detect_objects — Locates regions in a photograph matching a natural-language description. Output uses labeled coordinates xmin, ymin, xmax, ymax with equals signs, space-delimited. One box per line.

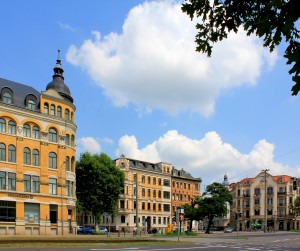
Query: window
xmin=0 ymin=201 xmax=16 ymax=222
xmin=49 ymin=178 xmax=57 ymax=195
xmin=158 ymin=178 xmax=161 ymax=185
xmin=254 ymin=188 xmax=260 ymax=196
xmin=49 ymin=128 xmax=57 ymax=143
xmin=65 ymin=156 xmax=70 ymax=171
xmin=32 ymin=126 xmax=40 ymax=139
xmin=0 ymin=118 xmax=6 ymax=133
xmin=24 ymin=202 xmax=40 ymax=223
xmin=8 ymin=145 xmax=16 ymax=162
xmin=148 ymin=203 xmax=151 ymax=210
xmin=153 ymin=177 xmax=156 ymax=185
xmin=71 ymin=135 xmax=75 ymax=146
xmin=66 ymin=180 xmax=74 ymax=196
xmin=267 ymin=187 xmax=273 ymax=194
xmin=24 ymin=175 xmax=31 ymax=192
xmin=267 ymin=197 xmax=273 ymax=205
xmin=194 ymin=184 xmax=198 ymax=190
xmin=163 ymin=204 xmax=170 ymax=212
xmin=163 ymin=191 xmax=170 ymax=199
xmin=158 ymin=204 xmax=161 ymax=211
xmin=57 ymin=106 xmax=62 ymax=118
xmin=65 ymin=109 xmax=70 ymax=120
xmin=148 ymin=176 xmax=151 ymax=184
xmin=163 ymin=179 xmax=170 ymax=186
xmin=153 ymin=189 xmax=156 ymax=198
xmin=0 ymin=143 xmax=6 ymax=161
xmin=153 ymin=203 xmax=156 ymax=211
xmin=148 ymin=189 xmax=151 ymax=197
xmin=142 ymin=188 xmax=145 ymax=197
xmin=158 ymin=217 xmax=161 ymax=224
xmin=153 ymin=217 xmax=156 ymax=224
xmin=65 ymin=134 xmax=69 ymax=145
xmin=158 ymin=190 xmax=161 ymax=198
xmin=44 ymin=103 xmax=49 ymax=114
xmin=28 ymin=99 xmax=36 ymax=110
xmin=121 ymin=215 xmax=125 ymax=223
xmin=32 ymin=176 xmax=40 ymax=193
xmin=142 ymin=175 xmax=145 ymax=183
xmin=23 ymin=124 xmax=30 ymax=137
xmin=8 ymin=173 xmax=16 ymax=191
xmin=49 ymin=152 xmax=57 ymax=169
xmin=32 ymin=149 xmax=39 ymax=166
xmin=8 ymin=120 xmax=16 ymax=134
xmin=23 ymin=147 xmax=31 ymax=165
xmin=50 ymin=204 xmax=58 ymax=223
xmin=3 ymin=92 xmax=12 ymax=104
xmin=71 ymin=157 xmax=75 ymax=172
xmin=254 ymin=209 xmax=260 ymax=215
xmin=0 ymin=172 xmax=6 ymax=189
xmin=50 ymin=104 xmax=55 ymax=115
xmin=142 ymin=202 xmax=145 ymax=210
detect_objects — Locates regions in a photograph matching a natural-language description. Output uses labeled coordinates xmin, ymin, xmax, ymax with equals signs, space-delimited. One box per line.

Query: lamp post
xmin=262 ymin=169 xmax=269 ymax=233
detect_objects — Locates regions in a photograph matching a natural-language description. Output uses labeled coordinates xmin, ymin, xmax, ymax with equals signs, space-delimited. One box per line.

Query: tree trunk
xmin=205 ymin=215 xmax=214 ymax=234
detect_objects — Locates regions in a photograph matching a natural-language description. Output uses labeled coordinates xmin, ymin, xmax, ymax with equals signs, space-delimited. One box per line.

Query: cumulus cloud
xmin=115 ymin=130 xmax=300 ymax=185
xmin=77 ymin=137 xmax=101 ymax=155
xmin=66 ymin=0 xmax=278 ymax=117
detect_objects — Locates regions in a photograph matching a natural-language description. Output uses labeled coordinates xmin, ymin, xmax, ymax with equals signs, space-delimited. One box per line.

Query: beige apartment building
xmin=229 ymin=171 xmax=300 ymax=231
xmin=0 ymin=51 xmax=77 ymax=235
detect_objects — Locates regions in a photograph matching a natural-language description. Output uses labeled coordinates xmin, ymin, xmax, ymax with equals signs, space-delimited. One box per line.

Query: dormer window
xmin=25 ymin=94 xmax=37 ymax=110
xmin=1 ymin=88 xmax=13 ymax=104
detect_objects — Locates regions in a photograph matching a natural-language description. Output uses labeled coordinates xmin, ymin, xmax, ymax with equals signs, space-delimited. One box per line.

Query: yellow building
xmin=0 ymin=51 xmax=77 ymax=235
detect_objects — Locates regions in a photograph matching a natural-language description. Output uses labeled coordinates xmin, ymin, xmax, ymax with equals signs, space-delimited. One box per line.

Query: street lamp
xmin=262 ymin=169 xmax=269 ymax=233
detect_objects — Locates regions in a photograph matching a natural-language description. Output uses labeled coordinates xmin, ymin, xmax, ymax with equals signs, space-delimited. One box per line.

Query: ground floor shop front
xmin=0 ymin=194 xmax=76 ymax=235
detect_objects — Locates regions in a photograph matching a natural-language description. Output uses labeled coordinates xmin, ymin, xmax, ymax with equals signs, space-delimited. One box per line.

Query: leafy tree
xmin=291 ymin=195 xmax=300 ymax=216
xmin=183 ymin=196 xmax=202 ymax=231
xmin=199 ymin=182 xmax=232 ymax=234
xmin=76 ymin=152 xmax=125 ymax=225
xmin=182 ymin=0 xmax=300 ymax=95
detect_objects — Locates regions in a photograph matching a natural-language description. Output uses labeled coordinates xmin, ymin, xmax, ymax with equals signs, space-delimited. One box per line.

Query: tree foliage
xmin=182 ymin=0 xmax=300 ymax=95
xmin=183 ymin=182 xmax=232 ymax=234
xmin=291 ymin=195 xmax=300 ymax=216
xmin=76 ymin=152 xmax=125 ymax=222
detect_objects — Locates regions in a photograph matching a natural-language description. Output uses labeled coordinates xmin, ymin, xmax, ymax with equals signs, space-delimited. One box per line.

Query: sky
xmin=1 ymin=0 xmax=300 ymax=188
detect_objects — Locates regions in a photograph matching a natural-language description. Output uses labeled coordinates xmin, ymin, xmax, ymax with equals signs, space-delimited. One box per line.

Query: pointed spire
xmin=54 ymin=49 xmax=64 ymax=77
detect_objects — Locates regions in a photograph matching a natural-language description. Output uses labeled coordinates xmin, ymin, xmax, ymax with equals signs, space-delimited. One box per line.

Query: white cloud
xmin=67 ymin=0 xmax=278 ymax=117
xmin=115 ymin=130 xmax=300 ymax=185
xmin=77 ymin=137 xmax=101 ymax=155
xmin=57 ymin=21 xmax=76 ymax=32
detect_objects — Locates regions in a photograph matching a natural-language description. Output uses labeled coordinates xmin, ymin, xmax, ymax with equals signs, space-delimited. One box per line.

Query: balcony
xmin=254 ymin=193 xmax=261 ymax=196
xmin=277 ymin=191 xmax=286 ymax=195
xmin=243 ymin=194 xmax=250 ymax=197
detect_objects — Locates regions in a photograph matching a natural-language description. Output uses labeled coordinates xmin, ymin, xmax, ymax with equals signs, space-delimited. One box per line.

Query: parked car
xmin=77 ymin=226 xmax=94 ymax=235
xmin=224 ymin=227 xmax=233 ymax=233
xmin=99 ymin=226 xmax=108 ymax=234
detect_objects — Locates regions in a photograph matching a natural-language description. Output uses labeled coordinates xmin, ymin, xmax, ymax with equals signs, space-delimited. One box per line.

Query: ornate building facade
xmin=0 ymin=51 xmax=77 ymax=235
xmin=229 ymin=171 xmax=299 ymax=231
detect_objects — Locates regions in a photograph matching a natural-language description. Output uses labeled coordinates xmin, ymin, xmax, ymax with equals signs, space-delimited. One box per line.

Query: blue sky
xmin=1 ymin=0 xmax=299 ymax=187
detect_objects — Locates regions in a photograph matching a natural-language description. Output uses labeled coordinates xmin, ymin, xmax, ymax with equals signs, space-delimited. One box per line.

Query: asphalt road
xmin=1 ymin=231 xmax=300 ymax=251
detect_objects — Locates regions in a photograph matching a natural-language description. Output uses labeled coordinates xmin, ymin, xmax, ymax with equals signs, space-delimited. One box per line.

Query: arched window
xmin=65 ymin=109 xmax=70 ymax=120
xmin=8 ymin=120 xmax=16 ymax=134
xmin=57 ymin=106 xmax=62 ymax=118
xmin=49 ymin=152 xmax=57 ymax=169
xmin=28 ymin=99 xmax=36 ymax=110
xmin=23 ymin=124 xmax=30 ymax=137
xmin=65 ymin=156 xmax=70 ymax=171
xmin=49 ymin=128 xmax=57 ymax=143
xmin=0 ymin=143 xmax=6 ymax=161
xmin=65 ymin=134 xmax=70 ymax=145
xmin=32 ymin=149 xmax=39 ymax=166
xmin=71 ymin=135 xmax=75 ymax=147
xmin=3 ymin=92 xmax=12 ymax=104
xmin=0 ymin=118 xmax=5 ymax=133
xmin=32 ymin=126 xmax=40 ymax=139
xmin=50 ymin=104 xmax=55 ymax=115
xmin=8 ymin=145 xmax=16 ymax=163
xmin=23 ymin=147 xmax=31 ymax=165
xmin=71 ymin=156 xmax=75 ymax=172
xmin=44 ymin=103 xmax=49 ymax=114
xmin=121 ymin=215 xmax=125 ymax=223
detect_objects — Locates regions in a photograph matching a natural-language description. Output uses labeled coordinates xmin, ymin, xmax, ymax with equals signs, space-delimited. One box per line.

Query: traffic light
xmin=173 ymin=211 xmax=177 ymax=222
xmin=293 ymin=179 xmax=298 ymax=190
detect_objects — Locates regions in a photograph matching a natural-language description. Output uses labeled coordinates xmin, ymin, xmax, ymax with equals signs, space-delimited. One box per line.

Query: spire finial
xmin=57 ymin=49 xmax=61 ymax=61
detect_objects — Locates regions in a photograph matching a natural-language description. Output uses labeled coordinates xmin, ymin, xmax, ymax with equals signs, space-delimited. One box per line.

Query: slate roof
xmin=0 ymin=77 xmax=41 ymax=110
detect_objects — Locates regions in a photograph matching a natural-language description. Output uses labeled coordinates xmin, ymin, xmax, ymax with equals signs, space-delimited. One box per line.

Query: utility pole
xmin=263 ymin=169 xmax=269 ymax=233
xmin=135 ymin=174 xmax=139 ymax=230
